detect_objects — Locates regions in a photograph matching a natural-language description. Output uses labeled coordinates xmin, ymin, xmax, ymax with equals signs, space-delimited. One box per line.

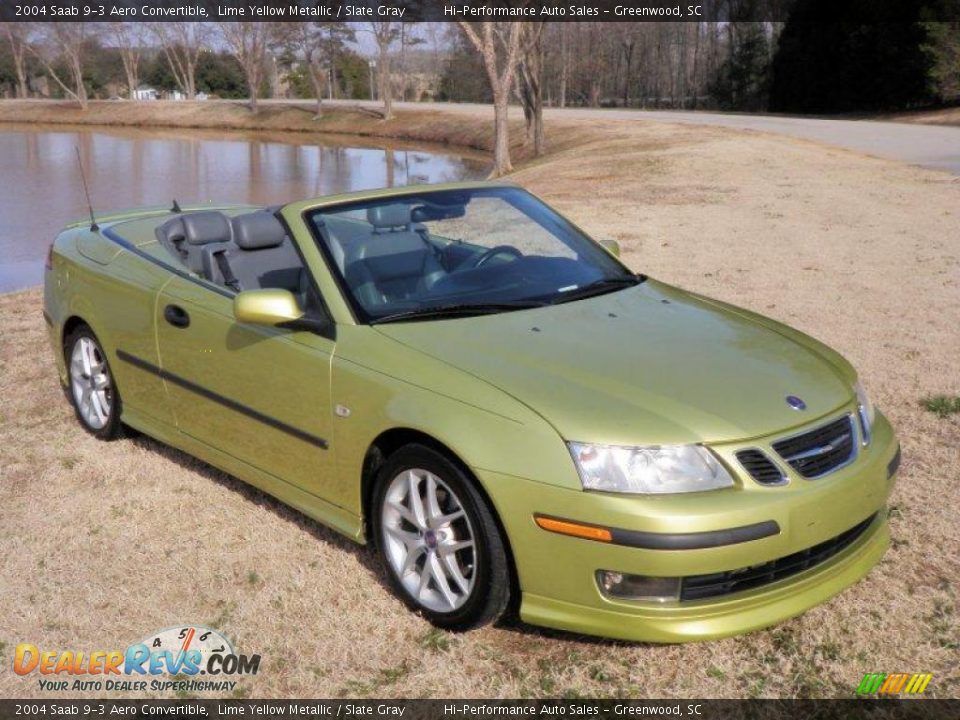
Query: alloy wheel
xmin=380 ymin=468 xmax=477 ymax=613
xmin=69 ymin=336 xmax=113 ymax=430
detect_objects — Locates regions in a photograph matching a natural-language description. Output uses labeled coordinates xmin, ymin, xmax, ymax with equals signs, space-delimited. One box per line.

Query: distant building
xmin=133 ymin=86 xmax=158 ymax=101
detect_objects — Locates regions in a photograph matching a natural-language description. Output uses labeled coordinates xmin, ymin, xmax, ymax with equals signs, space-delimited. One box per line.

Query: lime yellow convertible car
xmin=44 ymin=182 xmax=900 ymax=642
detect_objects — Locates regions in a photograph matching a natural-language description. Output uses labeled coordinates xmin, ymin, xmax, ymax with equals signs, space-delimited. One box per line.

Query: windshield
xmin=306 ymin=186 xmax=637 ymax=323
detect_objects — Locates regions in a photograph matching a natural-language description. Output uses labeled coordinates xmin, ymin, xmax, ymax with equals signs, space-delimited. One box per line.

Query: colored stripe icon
xmin=857 ymin=673 xmax=933 ymax=695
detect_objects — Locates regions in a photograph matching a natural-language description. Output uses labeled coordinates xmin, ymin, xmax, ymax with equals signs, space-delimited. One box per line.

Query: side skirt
xmin=120 ymin=406 xmax=365 ymax=544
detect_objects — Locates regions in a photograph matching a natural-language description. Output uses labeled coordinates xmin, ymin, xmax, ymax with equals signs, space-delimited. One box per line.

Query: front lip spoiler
xmin=887 ymin=444 xmax=901 ymax=478
xmin=534 ymin=513 xmax=780 ymax=550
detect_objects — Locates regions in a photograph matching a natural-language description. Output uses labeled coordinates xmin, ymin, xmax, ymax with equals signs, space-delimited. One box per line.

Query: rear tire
xmin=373 ymin=444 xmax=511 ymax=631
xmin=64 ymin=325 xmax=123 ymax=441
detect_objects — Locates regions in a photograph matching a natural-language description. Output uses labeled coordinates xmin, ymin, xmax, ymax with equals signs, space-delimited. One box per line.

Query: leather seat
xmin=158 ymin=211 xmax=233 ymax=275
xmin=200 ymin=212 xmax=309 ymax=303
xmin=342 ymin=204 xmax=445 ymax=306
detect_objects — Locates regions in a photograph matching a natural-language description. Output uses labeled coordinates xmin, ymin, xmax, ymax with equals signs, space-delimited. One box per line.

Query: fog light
xmin=596 ymin=570 xmax=681 ymax=602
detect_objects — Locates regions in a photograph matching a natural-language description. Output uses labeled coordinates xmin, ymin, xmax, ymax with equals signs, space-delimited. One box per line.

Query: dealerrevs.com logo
xmin=13 ymin=625 xmax=261 ymax=693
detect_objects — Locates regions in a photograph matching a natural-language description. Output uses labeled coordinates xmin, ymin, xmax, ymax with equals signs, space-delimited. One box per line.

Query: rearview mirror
xmin=598 ymin=238 xmax=621 ymax=258
xmin=411 ymin=202 xmax=466 ymax=222
xmin=234 ymin=289 xmax=304 ymax=327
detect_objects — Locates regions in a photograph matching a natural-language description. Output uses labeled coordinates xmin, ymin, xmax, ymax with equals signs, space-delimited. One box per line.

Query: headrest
xmin=181 ymin=212 xmax=233 ymax=246
xmin=367 ymin=204 xmax=411 ymax=230
xmin=231 ymin=212 xmax=286 ymax=250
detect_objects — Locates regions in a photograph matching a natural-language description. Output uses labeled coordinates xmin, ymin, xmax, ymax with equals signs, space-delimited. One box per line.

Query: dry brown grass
xmin=881 ymin=106 xmax=960 ymax=127
xmin=0 ymin=101 xmax=958 ymax=700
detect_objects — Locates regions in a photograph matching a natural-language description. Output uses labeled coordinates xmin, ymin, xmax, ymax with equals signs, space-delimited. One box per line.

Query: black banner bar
xmin=3 ymin=700 xmax=960 ymax=720
xmin=2 ymin=0 xmax=960 ymax=23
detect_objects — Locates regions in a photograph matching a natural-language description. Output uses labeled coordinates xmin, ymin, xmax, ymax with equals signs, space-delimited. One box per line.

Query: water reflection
xmin=0 ymin=126 xmax=487 ymax=292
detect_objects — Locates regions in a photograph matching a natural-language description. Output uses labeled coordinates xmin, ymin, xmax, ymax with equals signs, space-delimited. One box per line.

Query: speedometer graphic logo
xmin=137 ymin=625 xmax=235 ymax=670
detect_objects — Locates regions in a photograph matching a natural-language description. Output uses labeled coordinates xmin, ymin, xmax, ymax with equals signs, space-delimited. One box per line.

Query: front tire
xmin=373 ymin=444 xmax=511 ymax=631
xmin=65 ymin=325 xmax=123 ymax=440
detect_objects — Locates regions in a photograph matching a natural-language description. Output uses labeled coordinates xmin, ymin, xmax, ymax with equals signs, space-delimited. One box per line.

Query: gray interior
xmin=321 ymin=206 xmax=446 ymax=307
xmin=156 ymin=210 xmax=309 ymax=303
xmin=153 ymin=206 xmax=460 ymax=310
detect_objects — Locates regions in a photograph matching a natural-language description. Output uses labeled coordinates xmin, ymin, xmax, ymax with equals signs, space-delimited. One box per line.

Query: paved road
xmin=597 ymin=108 xmax=960 ymax=175
xmin=316 ymin=99 xmax=960 ymax=175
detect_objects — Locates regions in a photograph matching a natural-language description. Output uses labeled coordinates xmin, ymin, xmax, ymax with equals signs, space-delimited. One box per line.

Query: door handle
xmin=163 ymin=304 xmax=191 ymax=329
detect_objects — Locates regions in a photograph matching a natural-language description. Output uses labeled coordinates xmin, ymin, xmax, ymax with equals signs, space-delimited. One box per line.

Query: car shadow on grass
xmin=126 ymin=431 xmax=388 ymax=584
xmin=127 ymin=429 xmax=657 ymax=647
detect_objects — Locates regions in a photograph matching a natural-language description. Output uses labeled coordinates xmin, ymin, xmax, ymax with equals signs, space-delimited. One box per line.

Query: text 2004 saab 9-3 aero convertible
xmin=44 ymin=182 xmax=900 ymax=642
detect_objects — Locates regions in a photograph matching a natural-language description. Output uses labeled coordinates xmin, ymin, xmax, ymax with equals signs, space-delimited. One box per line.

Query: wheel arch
xmin=61 ymin=315 xmax=90 ymax=351
xmin=360 ymin=427 xmax=521 ymax=604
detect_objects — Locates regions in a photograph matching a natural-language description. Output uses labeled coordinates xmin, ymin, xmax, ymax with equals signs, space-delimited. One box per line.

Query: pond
xmin=0 ymin=125 xmax=489 ymax=293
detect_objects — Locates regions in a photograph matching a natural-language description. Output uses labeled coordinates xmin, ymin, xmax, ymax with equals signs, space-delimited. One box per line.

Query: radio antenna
xmin=74 ymin=146 xmax=99 ymax=232
xmin=171 ymin=199 xmax=182 ymax=213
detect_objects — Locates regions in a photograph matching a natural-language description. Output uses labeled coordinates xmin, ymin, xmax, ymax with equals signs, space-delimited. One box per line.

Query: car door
xmin=154 ymin=275 xmax=335 ymax=499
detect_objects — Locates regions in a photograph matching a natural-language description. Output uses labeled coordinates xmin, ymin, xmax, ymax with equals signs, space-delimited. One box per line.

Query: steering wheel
xmin=468 ymin=245 xmax=523 ymax=269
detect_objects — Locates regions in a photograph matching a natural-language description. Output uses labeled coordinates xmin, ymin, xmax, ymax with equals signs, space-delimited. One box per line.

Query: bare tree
xmin=614 ymin=24 xmax=638 ymax=106
xmin=283 ymin=22 xmax=325 ymax=116
xmin=27 ymin=23 xmax=88 ymax=108
xmin=1 ymin=23 xmax=30 ymax=98
xmin=218 ymin=22 xmax=271 ymax=112
xmin=366 ymin=22 xmax=399 ymax=118
xmin=277 ymin=22 xmax=354 ymax=117
xmin=422 ymin=22 xmax=448 ymax=80
xmin=457 ymin=21 xmax=525 ymax=177
xmin=108 ymin=22 xmax=142 ymax=99
xmin=150 ymin=22 xmax=209 ymax=100
xmin=516 ymin=22 xmax=545 ymax=157
xmin=558 ymin=23 xmax=568 ymax=108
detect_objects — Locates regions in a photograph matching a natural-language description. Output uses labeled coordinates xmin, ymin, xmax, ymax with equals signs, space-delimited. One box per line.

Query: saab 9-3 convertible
xmin=44 ymin=182 xmax=900 ymax=642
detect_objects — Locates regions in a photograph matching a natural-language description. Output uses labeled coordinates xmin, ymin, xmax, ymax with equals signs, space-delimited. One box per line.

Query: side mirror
xmin=598 ymin=239 xmax=621 ymax=258
xmin=234 ymin=289 xmax=304 ymax=327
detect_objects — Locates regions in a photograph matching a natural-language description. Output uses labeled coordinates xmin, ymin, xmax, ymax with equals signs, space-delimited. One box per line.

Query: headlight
xmin=854 ymin=380 xmax=874 ymax=445
xmin=568 ymin=443 xmax=734 ymax=494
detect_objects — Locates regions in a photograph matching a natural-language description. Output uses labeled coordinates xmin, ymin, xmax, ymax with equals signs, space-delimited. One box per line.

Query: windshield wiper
xmin=550 ymin=275 xmax=643 ymax=305
xmin=370 ymin=300 xmax=547 ymax=325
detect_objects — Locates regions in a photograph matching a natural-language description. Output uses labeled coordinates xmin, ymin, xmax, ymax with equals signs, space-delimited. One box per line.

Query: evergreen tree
xmin=770 ymin=0 xmax=934 ymax=112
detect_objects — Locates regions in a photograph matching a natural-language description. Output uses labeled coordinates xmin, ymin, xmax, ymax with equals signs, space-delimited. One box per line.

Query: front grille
xmin=679 ymin=513 xmax=876 ymax=601
xmin=736 ymin=448 xmax=785 ymax=485
xmin=772 ymin=414 xmax=856 ymax=479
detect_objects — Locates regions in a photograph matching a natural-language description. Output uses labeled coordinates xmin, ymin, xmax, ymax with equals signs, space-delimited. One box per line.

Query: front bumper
xmin=476 ymin=410 xmax=899 ymax=642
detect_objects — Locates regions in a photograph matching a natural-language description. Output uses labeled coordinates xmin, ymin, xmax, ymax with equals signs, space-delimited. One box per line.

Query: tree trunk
xmin=244 ymin=57 xmax=261 ymax=112
xmin=3 ymin=26 xmax=29 ymax=98
xmin=690 ymin=23 xmax=702 ymax=109
xmin=379 ymin=50 xmax=393 ymax=119
xmin=457 ymin=21 xmax=523 ymax=178
xmin=247 ymin=58 xmax=261 ymax=112
xmin=558 ymin=25 xmax=567 ymax=108
xmin=124 ymin=67 xmax=137 ymax=99
xmin=517 ymin=24 xmax=544 ymax=157
xmin=121 ymin=51 xmax=139 ymax=100
xmin=589 ymin=80 xmax=600 ymax=107
xmin=30 ymin=38 xmax=87 ymax=109
xmin=622 ymin=42 xmax=634 ymax=106
xmin=70 ymin=56 xmax=87 ymax=109
xmin=307 ymin=66 xmax=324 ymax=116
xmin=492 ymin=90 xmax=512 ymax=176
xmin=14 ymin=51 xmax=28 ymax=98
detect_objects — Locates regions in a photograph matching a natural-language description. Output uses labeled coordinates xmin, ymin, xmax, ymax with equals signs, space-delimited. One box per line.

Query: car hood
xmin=374 ymin=280 xmax=854 ymax=445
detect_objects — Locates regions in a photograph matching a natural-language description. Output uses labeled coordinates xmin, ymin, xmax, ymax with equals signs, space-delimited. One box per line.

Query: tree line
xmin=1 ymin=12 xmax=957 ymax=176
xmin=0 ymin=22 xmax=377 ymax=111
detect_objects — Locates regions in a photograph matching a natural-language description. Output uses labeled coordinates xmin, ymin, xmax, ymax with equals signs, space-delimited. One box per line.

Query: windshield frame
xmin=303 ymin=185 xmax=639 ymax=325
